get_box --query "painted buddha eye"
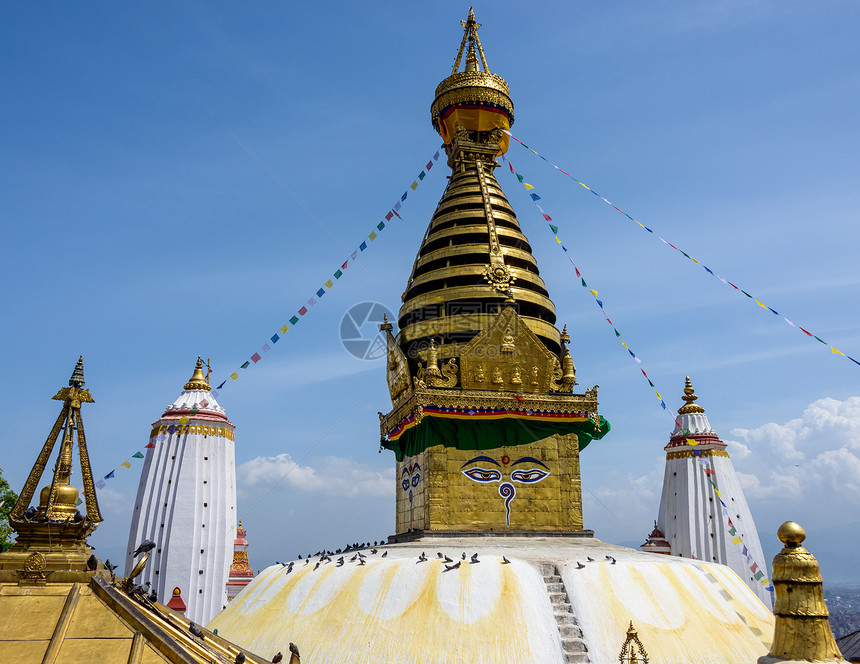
[411,473,421,487]
[461,467,502,483]
[401,478,410,492]
[510,468,550,484]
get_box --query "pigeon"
[148,590,157,602]
[103,559,117,572]
[502,556,511,564]
[443,555,453,563]
[132,539,156,557]
[609,557,617,565]
[23,506,37,519]
[417,552,427,563]
[359,558,366,566]
[289,643,300,657]
[313,562,320,570]
[575,561,585,569]
[381,551,388,558]
[87,554,98,571]
[470,554,480,564]
[304,559,309,566]
[189,623,204,639]
[336,558,344,567]
[605,555,613,560]
[444,561,461,571]
[461,552,467,560]
[235,653,246,664]
[350,554,358,562]
[272,653,283,663]
[586,557,594,563]
[436,552,444,559]
[298,555,302,559]
[278,561,288,567]
[371,548,378,554]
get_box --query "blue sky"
[2,2,859,582]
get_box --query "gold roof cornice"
[380,387,599,436]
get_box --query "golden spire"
[619,621,649,663]
[7,357,102,552]
[183,356,211,392]
[677,376,705,414]
[765,521,844,661]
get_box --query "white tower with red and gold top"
[226,520,253,602]
[125,357,237,626]
[652,377,771,607]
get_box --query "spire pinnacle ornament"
[184,356,211,392]
[678,376,705,414]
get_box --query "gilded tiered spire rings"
[678,376,705,414]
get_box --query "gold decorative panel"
[395,432,583,534]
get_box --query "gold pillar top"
[183,356,211,392]
[765,521,844,662]
[678,376,705,414]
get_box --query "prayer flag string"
[94,149,443,488]
[505,156,686,431]
[696,457,774,593]
[206,149,442,399]
[502,130,859,369]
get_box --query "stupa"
[646,377,771,607]
[208,10,782,663]
[125,357,238,626]
[0,358,266,664]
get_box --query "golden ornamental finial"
[7,356,102,549]
[677,376,705,415]
[184,355,212,392]
[765,521,844,662]
[619,620,649,663]
[380,313,393,332]
[452,7,488,75]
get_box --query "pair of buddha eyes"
[460,455,550,485]
[401,463,421,492]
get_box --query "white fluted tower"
[652,377,772,607]
[125,357,238,625]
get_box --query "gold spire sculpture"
[5,357,102,560]
[184,355,212,391]
[759,522,845,663]
[379,9,609,537]
[618,621,649,663]
[678,375,705,414]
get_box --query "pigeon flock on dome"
[0,8,853,664]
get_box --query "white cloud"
[728,396,860,501]
[238,453,392,498]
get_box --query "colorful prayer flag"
[251,353,261,363]
[377,221,385,231]
[549,224,558,234]
[290,316,299,325]
[369,231,378,241]
[145,442,155,449]
[334,269,343,279]
[104,471,115,480]
[231,372,239,380]
[133,451,144,459]
[325,280,333,289]
[120,461,131,469]
[419,171,426,180]
[524,183,534,190]
[410,181,418,191]
[360,241,368,251]
[530,193,541,201]
[96,479,106,489]
[385,211,393,221]
[217,380,226,389]
[316,288,325,298]
[240,361,251,368]
[401,192,408,201]
[271,334,280,343]
[298,307,308,316]
[394,201,401,211]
